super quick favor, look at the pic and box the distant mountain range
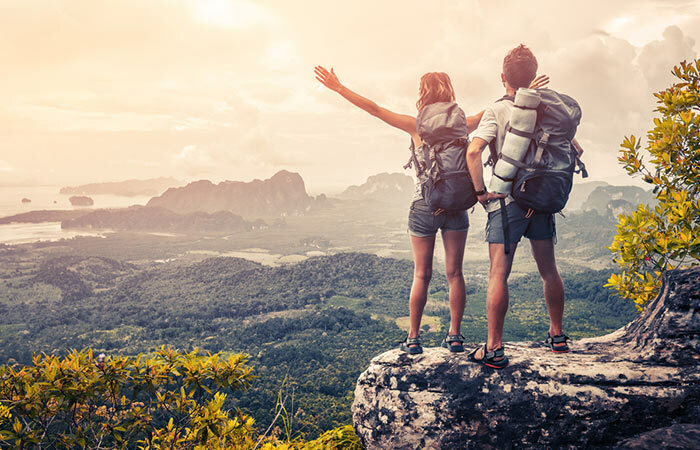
[566,181,609,211]
[147,170,326,218]
[60,177,183,197]
[337,172,415,203]
[5,170,657,234]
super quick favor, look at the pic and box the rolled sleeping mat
[489,88,541,194]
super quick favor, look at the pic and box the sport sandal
[468,344,509,369]
[400,335,423,355]
[546,333,570,353]
[441,334,466,353]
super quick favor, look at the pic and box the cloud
[638,25,697,91]
[0,1,698,189]
[168,124,309,180]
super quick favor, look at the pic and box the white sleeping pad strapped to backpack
[404,102,478,212]
[489,88,541,194]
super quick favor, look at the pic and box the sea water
[0,186,151,244]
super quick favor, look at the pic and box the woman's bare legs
[442,230,468,344]
[408,234,436,345]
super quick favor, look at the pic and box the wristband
[475,189,487,196]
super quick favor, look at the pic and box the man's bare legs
[442,230,468,344]
[530,238,567,349]
[473,238,567,358]
[472,242,518,360]
[408,235,436,344]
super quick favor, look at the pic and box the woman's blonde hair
[416,72,456,111]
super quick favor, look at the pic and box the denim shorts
[408,198,469,238]
[485,201,556,244]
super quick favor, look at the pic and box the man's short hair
[503,44,538,89]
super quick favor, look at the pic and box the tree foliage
[0,347,362,449]
[0,347,255,449]
[607,59,700,310]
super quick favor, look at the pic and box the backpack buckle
[533,132,550,166]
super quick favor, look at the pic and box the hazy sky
[1,0,698,194]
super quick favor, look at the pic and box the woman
[314,66,546,354]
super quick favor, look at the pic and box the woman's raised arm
[466,111,485,133]
[315,66,417,136]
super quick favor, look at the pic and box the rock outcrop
[352,267,700,449]
[146,170,319,218]
[581,185,655,217]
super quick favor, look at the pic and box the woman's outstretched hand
[529,74,550,89]
[315,66,343,92]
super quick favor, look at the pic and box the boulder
[352,267,700,449]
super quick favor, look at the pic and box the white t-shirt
[473,98,515,213]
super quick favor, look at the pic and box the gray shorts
[408,198,469,238]
[485,201,556,244]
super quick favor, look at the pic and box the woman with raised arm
[314,66,547,354]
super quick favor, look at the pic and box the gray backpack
[490,89,587,213]
[404,102,477,211]
[488,89,588,253]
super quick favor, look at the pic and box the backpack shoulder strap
[486,140,498,168]
[570,142,589,178]
[403,137,426,177]
[485,96,515,167]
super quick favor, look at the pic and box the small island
[21,198,31,203]
[69,195,94,206]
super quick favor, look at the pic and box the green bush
[607,59,700,310]
[0,347,362,449]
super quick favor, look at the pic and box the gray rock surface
[614,424,700,449]
[352,267,700,449]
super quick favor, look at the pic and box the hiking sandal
[441,334,466,353]
[468,344,509,369]
[400,335,423,355]
[546,333,570,353]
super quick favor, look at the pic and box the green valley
[0,245,635,438]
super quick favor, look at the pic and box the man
[466,44,583,368]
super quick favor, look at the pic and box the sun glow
[190,0,268,28]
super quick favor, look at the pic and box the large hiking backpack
[404,102,478,211]
[489,89,588,213]
[488,89,588,253]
